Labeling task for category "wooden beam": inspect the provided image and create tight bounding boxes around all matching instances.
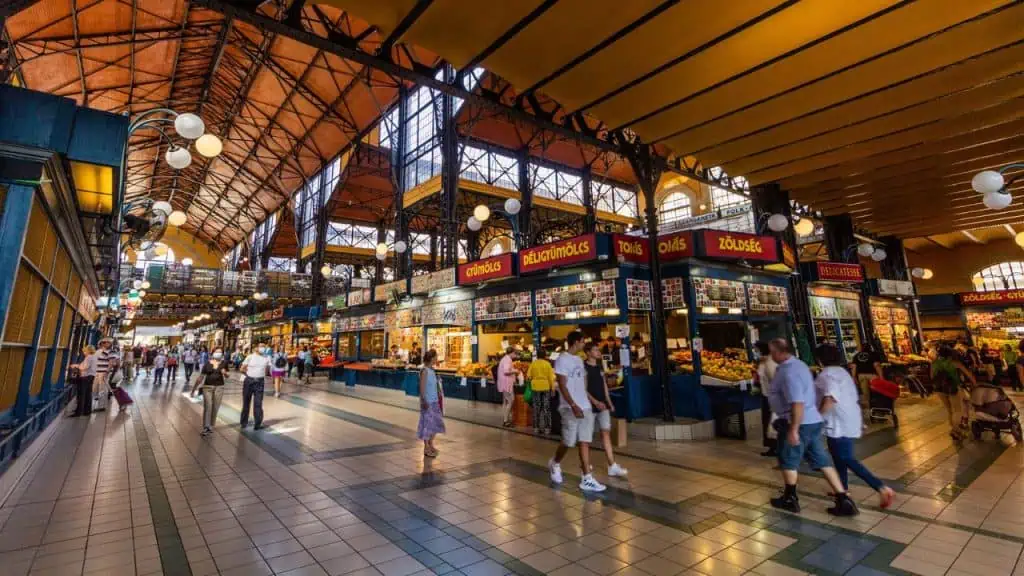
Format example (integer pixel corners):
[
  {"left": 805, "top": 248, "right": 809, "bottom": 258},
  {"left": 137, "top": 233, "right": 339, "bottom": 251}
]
[
  {"left": 961, "top": 230, "right": 985, "bottom": 244},
  {"left": 926, "top": 236, "right": 955, "bottom": 249},
  {"left": 1005, "top": 224, "right": 1016, "bottom": 237}
]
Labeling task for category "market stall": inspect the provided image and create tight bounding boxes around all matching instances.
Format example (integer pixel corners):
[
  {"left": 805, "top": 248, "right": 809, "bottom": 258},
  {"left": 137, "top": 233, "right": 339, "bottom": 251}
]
[
  {"left": 801, "top": 262, "right": 867, "bottom": 362},
  {"left": 959, "top": 289, "right": 1024, "bottom": 351}
]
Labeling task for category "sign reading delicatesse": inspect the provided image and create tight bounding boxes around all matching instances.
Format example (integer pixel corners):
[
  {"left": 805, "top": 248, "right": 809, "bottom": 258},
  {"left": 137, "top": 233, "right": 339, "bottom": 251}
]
[
  {"left": 458, "top": 253, "right": 513, "bottom": 284},
  {"left": 815, "top": 262, "right": 864, "bottom": 283},
  {"left": 519, "top": 234, "right": 597, "bottom": 274}
]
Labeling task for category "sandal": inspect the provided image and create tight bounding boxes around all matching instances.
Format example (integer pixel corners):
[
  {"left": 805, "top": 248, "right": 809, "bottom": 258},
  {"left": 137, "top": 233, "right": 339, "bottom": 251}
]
[{"left": 424, "top": 449, "right": 437, "bottom": 458}]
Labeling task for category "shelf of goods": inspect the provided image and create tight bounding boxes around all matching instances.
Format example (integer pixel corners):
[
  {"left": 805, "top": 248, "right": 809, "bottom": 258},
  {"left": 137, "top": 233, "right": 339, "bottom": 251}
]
[{"left": 700, "top": 349, "right": 754, "bottom": 387}]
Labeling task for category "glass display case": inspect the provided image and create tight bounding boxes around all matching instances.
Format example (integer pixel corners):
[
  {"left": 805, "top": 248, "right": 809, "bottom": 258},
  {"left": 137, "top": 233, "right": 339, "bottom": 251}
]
[
  {"left": 337, "top": 333, "right": 356, "bottom": 358},
  {"left": 360, "top": 330, "right": 385, "bottom": 358}
]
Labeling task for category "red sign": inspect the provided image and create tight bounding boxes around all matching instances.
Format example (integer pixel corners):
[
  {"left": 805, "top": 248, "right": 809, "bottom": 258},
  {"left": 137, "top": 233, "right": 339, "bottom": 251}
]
[
  {"left": 613, "top": 234, "right": 649, "bottom": 264},
  {"left": 783, "top": 242, "right": 797, "bottom": 270},
  {"left": 519, "top": 234, "right": 597, "bottom": 274},
  {"left": 959, "top": 290, "right": 1024, "bottom": 306},
  {"left": 816, "top": 262, "right": 864, "bottom": 283},
  {"left": 458, "top": 253, "right": 514, "bottom": 284},
  {"left": 700, "top": 230, "right": 779, "bottom": 262},
  {"left": 656, "top": 231, "right": 695, "bottom": 261}
]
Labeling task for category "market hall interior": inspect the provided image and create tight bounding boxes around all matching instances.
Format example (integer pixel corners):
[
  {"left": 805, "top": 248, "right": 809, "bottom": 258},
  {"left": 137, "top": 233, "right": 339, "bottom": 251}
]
[{"left": 0, "top": 1, "right": 1023, "bottom": 575}]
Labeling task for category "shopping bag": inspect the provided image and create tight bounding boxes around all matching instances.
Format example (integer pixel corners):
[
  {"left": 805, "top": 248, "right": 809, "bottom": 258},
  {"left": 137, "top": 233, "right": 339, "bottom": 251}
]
[
  {"left": 523, "top": 380, "right": 533, "bottom": 404},
  {"left": 112, "top": 387, "right": 133, "bottom": 407}
]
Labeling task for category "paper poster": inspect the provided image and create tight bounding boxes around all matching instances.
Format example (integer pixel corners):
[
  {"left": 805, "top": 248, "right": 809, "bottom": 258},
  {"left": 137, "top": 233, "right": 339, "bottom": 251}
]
[{"left": 620, "top": 348, "right": 631, "bottom": 367}]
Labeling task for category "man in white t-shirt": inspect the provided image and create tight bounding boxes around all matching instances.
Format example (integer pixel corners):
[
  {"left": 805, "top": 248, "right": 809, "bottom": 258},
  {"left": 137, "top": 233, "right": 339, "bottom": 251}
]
[
  {"left": 548, "top": 331, "right": 606, "bottom": 492},
  {"left": 239, "top": 346, "right": 271, "bottom": 430}
]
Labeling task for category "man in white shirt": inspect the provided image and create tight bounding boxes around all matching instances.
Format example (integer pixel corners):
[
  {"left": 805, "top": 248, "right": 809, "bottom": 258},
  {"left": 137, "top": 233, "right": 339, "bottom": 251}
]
[
  {"left": 548, "top": 331, "right": 606, "bottom": 493},
  {"left": 239, "top": 346, "right": 271, "bottom": 430},
  {"left": 94, "top": 339, "right": 114, "bottom": 412}
]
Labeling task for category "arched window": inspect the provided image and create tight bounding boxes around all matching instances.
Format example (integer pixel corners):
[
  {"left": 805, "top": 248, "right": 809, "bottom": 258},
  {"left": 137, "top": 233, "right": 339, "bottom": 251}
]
[
  {"left": 973, "top": 262, "right": 1024, "bottom": 292},
  {"left": 659, "top": 191, "right": 692, "bottom": 224}
]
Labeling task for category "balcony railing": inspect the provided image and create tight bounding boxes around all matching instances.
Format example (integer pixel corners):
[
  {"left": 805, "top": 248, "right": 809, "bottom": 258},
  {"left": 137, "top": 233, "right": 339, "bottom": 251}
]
[{"left": 121, "top": 263, "right": 313, "bottom": 299}]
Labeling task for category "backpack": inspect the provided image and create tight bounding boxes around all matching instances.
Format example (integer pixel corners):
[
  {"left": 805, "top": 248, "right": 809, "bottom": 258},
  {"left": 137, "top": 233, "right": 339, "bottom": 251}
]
[{"left": 274, "top": 355, "right": 286, "bottom": 369}]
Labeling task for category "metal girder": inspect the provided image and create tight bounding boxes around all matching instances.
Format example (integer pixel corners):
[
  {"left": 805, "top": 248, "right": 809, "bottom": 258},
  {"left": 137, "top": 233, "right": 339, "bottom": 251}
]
[
  {"left": 193, "top": 0, "right": 734, "bottom": 191},
  {"left": 378, "top": 0, "right": 434, "bottom": 56}
]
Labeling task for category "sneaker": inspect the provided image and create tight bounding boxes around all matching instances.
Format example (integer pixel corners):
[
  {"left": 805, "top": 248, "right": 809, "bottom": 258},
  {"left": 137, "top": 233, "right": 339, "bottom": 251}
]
[
  {"left": 879, "top": 486, "right": 895, "bottom": 510},
  {"left": 770, "top": 492, "right": 800, "bottom": 513},
  {"left": 579, "top": 474, "right": 607, "bottom": 493},
  {"left": 761, "top": 449, "right": 777, "bottom": 457},
  {"left": 827, "top": 494, "right": 859, "bottom": 517},
  {"left": 548, "top": 459, "right": 563, "bottom": 484},
  {"left": 608, "top": 463, "right": 628, "bottom": 477}
]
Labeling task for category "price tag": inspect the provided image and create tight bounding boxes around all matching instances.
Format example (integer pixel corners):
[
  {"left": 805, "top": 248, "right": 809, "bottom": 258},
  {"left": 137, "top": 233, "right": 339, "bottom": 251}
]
[
  {"left": 480, "top": 377, "right": 486, "bottom": 388},
  {"left": 460, "top": 377, "right": 467, "bottom": 387},
  {"left": 740, "top": 380, "right": 749, "bottom": 392}
]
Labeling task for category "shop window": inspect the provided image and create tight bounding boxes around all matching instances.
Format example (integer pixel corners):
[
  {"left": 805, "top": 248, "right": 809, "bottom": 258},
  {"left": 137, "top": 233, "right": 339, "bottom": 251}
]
[
  {"left": 659, "top": 191, "right": 692, "bottom": 225},
  {"left": 0, "top": 348, "right": 27, "bottom": 412},
  {"left": 973, "top": 262, "right": 1024, "bottom": 291},
  {"left": 530, "top": 163, "right": 583, "bottom": 206}
]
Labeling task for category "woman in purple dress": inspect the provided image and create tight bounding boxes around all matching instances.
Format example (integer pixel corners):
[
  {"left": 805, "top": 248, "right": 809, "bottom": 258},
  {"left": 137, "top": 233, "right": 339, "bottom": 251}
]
[{"left": 417, "top": 349, "right": 445, "bottom": 457}]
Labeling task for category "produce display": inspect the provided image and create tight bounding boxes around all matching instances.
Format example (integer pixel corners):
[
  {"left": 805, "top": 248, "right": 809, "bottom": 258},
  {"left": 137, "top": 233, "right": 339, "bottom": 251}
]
[
  {"left": 892, "top": 354, "right": 929, "bottom": 364},
  {"left": 700, "top": 350, "right": 754, "bottom": 382},
  {"left": 370, "top": 359, "right": 407, "bottom": 369},
  {"left": 457, "top": 362, "right": 493, "bottom": 377}
]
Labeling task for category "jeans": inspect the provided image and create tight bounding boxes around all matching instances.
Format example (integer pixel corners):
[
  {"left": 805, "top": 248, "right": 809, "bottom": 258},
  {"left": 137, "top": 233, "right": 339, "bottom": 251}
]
[
  {"left": 154, "top": 367, "right": 164, "bottom": 384},
  {"left": 184, "top": 363, "right": 194, "bottom": 382},
  {"left": 776, "top": 420, "right": 833, "bottom": 471},
  {"left": 203, "top": 387, "right": 224, "bottom": 429},
  {"left": 168, "top": 365, "right": 177, "bottom": 382},
  {"left": 501, "top": 390, "right": 514, "bottom": 425},
  {"left": 297, "top": 363, "right": 305, "bottom": 379},
  {"left": 241, "top": 377, "right": 265, "bottom": 428},
  {"left": 75, "top": 376, "right": 94, "bottom": 416},
  {"left": 532, "top": 390, "right": 552, "bottom": 432},
  {"left": 826, "top": 436, "right": 884, "bottom": 491}
]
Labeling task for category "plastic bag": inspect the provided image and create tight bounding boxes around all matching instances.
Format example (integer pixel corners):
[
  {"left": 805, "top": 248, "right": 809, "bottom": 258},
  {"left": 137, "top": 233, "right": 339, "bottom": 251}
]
[{"left": 523, "top": 379, "right": 533, "bottom": 404}]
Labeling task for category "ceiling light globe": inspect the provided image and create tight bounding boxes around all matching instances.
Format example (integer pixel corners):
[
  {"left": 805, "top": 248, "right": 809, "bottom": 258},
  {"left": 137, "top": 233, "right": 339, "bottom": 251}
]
[
  {"left": 321, "top": 264, "right": 332, "bottom": 276},
  {"left": 922, "top": 269, "right": 933, "bottom": 280},
  {"left": 151, "top": 200, "right": 173, "bottom": 216},
  {"left": 133, "top": 280, "right": 143, "bottom": 289},
  {"left": 504, "top": 198, "right": 521, "bottom": 216},
  {"left": 168, "top": 210, "right": 187, "bottom": 227},
  {"left": 473, "top": 205, "right": 490, "bottom": 222},
  {"left": 972, "top": 170, "right": 1005, "bottom": 195},
  {"left": 983, "top": 191, "right": 1012, "bottom": 210},
  {"left": 181, "top": 258, "right": 193, "bottom": 267},
  {"left": 871, "top": 248, "right": 887, "bottom": 262},
  {"left": 240, "top": 299, "right": 248, "bottom": 306},
  {"left": 138, "top": 290, "right": 146, "bottom": 298},
  {"left": 793, "top": 218, "right": 815, "bottom": 237},
  {"left": 174, "top": 113, "right": 205, "bottom": 140},
  {"left": 394, "top": 240, "right": 407, "bottom": 254},
  {"left": 911, "top": 267, "right": 925, "bottom": 279},
  {"left": 165, "top": 146, "right": 192, "bottom": 170},
  {"left": 857, "top": 243, "right": 875, "bottom": 257},
  {"left": 375, "top": 243, "right": 388, "bottom": 256},
  {"left": 766, "top": 213, "right": 789, "bottom": 232},
  {"left": 195, "top": 133, "right": 222, "bottom": 158},
  {"left": 375, "top": 251, "right": 387, "bottom": 261},
  {"left": 466, "top": 216, "right": 482, "bottom": 232}
]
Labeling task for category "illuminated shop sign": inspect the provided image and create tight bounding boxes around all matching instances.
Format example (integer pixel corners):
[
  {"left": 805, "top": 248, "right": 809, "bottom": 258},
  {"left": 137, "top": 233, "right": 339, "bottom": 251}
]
[
  {"left": 519, "top": 234, "right": 597, "bottom": 274},
  {"left": 458, "top": 253, "right": 514, "bottom": 284}
]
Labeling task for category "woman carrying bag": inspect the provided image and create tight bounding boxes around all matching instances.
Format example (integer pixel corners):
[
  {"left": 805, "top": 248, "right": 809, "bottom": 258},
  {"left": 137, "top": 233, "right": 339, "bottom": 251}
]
[
  {"left": 417, "top": 349, "right": 445, "bottom": 458},
  {"left": 191, "top": 349, "right": 229, "bottom": 437}
]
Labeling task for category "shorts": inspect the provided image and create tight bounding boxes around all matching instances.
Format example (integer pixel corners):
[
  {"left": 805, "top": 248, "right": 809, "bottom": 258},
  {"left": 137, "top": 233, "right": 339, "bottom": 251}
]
[
  {"left": 775, "top": 420, "right": 833, "bottom": 471},
  {"left": 559, "top": 407, "right": 595, "bottom": 448},
  {"left": 271, "top": 369, "right": 286, "bottom": 377},
  {"left": 595, "top": 409, "right": 612, "bottom": 431}
]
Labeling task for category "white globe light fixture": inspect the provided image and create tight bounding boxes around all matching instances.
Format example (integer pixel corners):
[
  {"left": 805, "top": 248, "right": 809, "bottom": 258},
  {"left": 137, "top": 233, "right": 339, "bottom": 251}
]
[
  {"left": 240, "top": 299, "right": 248, "bottom": 306},
  {"left": 152, "top": 200, "right": 173, "bottom": 215},
  {"left": 221, "top": 306, "right": 229, "bottom": 312},
  {"left": 972, "top": 170, "right": 1005, "bottom": 195},
  {"left": 141, "top": 281, "right": 151, "bottom": 289},
  {"left": 871, "top": 248, "right": 887, "bottom": 262},
  {"left": 983, "top": 192, "right": 1012, "bottom": 210},
  {"left": 375, "top": 243, "right": 388, "bottom": 257},
  {"left": 466, "top": 216, "right": 482, "bottom": 232},
  {"left": 922, "top": 268, "right": 934, "bottom": 280},
  {"left": 168, "top": 210, "right": 187, "bottom": 227},
  {"left": 235, "top": 299, "right": 243, "bottom": 306},
  {"left": 793, "top": 218, "right": 815, "bottom": 237},
  {"left": 165, "top": 146, "right": 192, "bottom": 170},
  {"left": 394, "top": 240, "right": 407, "bottom": 254},
  {"left": 504, "top": 198, "right": 521, "bottom": 215},
  {"left": 857, "top": 243, "right": 875, "bottom": 258},
  {"left": 375, "top": 251, "right": 387, "bottom": 261},
  {"left": 181, "top": 257, "right": 193, "bottom": 267},
  {"left": 473, "top": 204, "right": 491, "bottom": 222},
  {"left": 174, "top": 113, "right": 205, "bottom": 140},
  {"left": 260, "top": 292, "right": 269, "bottom": 300},
  {"left": 133, "top": 280, "right": 143, "bottom": 290},
  {"left": 911, "top": 267, "right": 925, "bottom": 279},
  {"left": 138, "top": 290, "right": 146, "bottom": 298},
  {"left": 766, "top": 213, "right": 789, "bottom": 232},
  {"left": 227, "top": 306, "right": 235, "bottom": 312},
  {"left": 320, "top": 264, "right": 332, "bottom": 276},
  {"left": 195, "top": 133, "right": 223, "bottom": 158}
]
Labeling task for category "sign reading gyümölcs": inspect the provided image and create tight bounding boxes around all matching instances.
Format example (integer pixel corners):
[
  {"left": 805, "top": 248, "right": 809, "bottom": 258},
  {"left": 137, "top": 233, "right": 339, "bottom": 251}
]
[
  {"left": 458, "top": 253, "right": 514, "bottom": 284},
  {"left": 519, "top": 234, "right": 597, "bottom": 274},
  {"left": 959, "top": 290, "right": 1024, "bottom": 306}
]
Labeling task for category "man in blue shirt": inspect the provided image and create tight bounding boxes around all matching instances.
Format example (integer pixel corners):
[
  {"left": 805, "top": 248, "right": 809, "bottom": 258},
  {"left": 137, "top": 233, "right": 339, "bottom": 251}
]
[{"left": 768, "top": 338, "right": 857, "bottom": 516}]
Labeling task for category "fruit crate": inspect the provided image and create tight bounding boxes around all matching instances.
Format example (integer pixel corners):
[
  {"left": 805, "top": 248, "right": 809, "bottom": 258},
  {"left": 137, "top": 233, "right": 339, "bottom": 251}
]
[{"left": 700, "top": 375, "right": 751, "bottom": 389}]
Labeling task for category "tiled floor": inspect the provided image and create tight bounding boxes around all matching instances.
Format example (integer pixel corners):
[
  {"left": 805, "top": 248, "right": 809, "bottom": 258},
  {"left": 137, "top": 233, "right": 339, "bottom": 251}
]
[{"left": 0, "top": 372, "right": 1021, "bottom": 576}]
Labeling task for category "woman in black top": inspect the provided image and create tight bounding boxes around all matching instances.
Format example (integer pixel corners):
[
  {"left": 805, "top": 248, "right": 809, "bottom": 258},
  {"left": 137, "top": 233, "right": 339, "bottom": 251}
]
[
  {"left": 583, "top": 343, "right": 628, "bottom": 478},
  {"left": 191, "top": 349, "right": 229, "bottom": 437}
]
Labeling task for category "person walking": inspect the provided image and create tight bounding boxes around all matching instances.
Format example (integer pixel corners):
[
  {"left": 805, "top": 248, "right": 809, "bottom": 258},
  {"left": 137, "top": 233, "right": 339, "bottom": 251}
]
[
  {"left": 122, "top": 346, "right": 135, "bottom": 383},
  {"left": 303, "top": 347, "right": 315, "bottom": 382},
  {"left": 584, "top": 342, "right": 628, "bottom": 478},
  {"left": 296, "top": 346, "right": 307, "bottom": 380},
  {"left": 767, "top": 338, "right": 857, "bottom": 516},
  {"left": 94, "top": 338, "right": 114, "bottom": 412},
  {"left": 756, "top": 340, "right": 779, "bottom": 457},
  {"left": 527, "top": 349, "right": 555, "bottom": 435},
  {"left": 271, "top": 346, "right": 287, "bottom": 397},
  {"left": 183, "top": 347, "right": 197, "bottom": 384},
  {"left": 198, "top": 346, "right": 210, "bottom": 370},
  {"left": 191, "top": 348, "right": 229, "bottom": 436},
  {"left": 132, "top": 344, "right": 143, "bottom": 376},
  {"left": 417, "top": 349, "right": 445, "bottom": 457},
  {"left": 931, "top": 346, "right": 976, "bottom": 440},
  {"left": 71, "top": 344, "right": 98, "bottom": 417},
  {"left": 548, "top": 331, "right": 606, "bottom": 493},
  {"left": 1012, "top": 341, "right": 1024, "bottom": 392},
  {"left": 849, "top": 343, "right": 884, "bottom": 402},
  {"left": 497, "top": 348, "right": 517, "bottom": 427},
  {"left": 815, "top": 343, "right": 895, "bottom": 509},
  {"left": 153, "top": 349, "right": 167, "bottom": 386},
  {"left": 239, "top": 346, "right": 271, "bottom": 430},
  {"left": 167, "top": 349, "right": 179, "bottom": 383}
]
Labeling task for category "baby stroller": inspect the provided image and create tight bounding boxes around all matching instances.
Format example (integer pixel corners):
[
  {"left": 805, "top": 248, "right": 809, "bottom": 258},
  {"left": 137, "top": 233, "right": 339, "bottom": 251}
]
[
  {"left": 969, "top": 384, "right": 1022, "bottom": 442},
  {"left": 869, "top": 377, "right": 901, "bottom": 427}
]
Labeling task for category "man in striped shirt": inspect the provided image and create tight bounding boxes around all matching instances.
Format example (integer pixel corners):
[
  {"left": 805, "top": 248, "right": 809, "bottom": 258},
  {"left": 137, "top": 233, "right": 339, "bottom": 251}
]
[{"left": 94, "top": 338, "right": 114, "bottom": 412}]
